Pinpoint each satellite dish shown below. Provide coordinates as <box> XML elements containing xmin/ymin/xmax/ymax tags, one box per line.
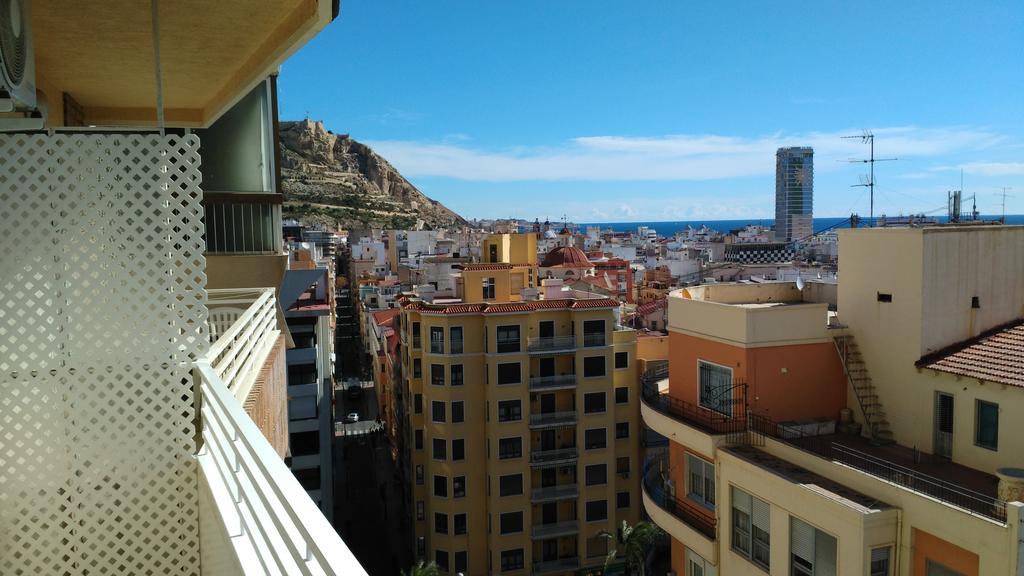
<box><xmin>795</xmin><ymin>277</ymin><xmax>805</xmax><ymax>291</ymax></box>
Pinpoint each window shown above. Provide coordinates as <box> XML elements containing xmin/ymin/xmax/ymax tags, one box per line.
<box><xmin>585</xmin><ymin>464</ymin><xmax>607</xmax><ymax>486</ymax></box>
<box><xmin>698</xmin><ymin>360</ymin><xmax>733</xmax><ymax>416</ymax></box>
<box><xmin>452</xmin><ymin>400</ymin><xmax>465</xmax><ymax>423</ymax></box>
<box><xmin>499</xmin><ymin>511</ymin><xmax>523</xmax><ymax>534</ymax></box>
<box><xmin>496</xmin><ymin>325</ymin><xmax>521</xmax><ymax>353</ymax></box>
<box><xmin>584</xmin><ymin>392</ymin><xmax>606</xmax><ymax>414</ymax></box>
<box><xmin>616</xmin><ymin>422</ymin><xmax>629</xmax><ymax>439</ymax></box>
<box><xmin>498</xmin><ymin>437</ymin><xmax>522</xmax><ymax>459</ymax></box>
<box><xmin>450</xmin><ymin>326</ymin><xmax>464</xmax><ymax>354</ymax></box>
<box><xmin>687</xmin><ymin>454</ymin><xmax>716</xmax><ymax>509</ymax></box>
<box><xmin>583</xmin><ymin>356</ymin><xmax>606</xmax><ymax>378</ymax></box>
<box><xmin>500</xmin><ymin>549</ymin><xmax>524</xmax><ymax>572</ymax></box>
<box><xmin>433</xmin><ymin>438</ymin><xmax>447</xmax><ymax>460</ymax></box>
<box><xmin>432</xmin><ymin>400</ymin><xmax>446</xmax><ymax>423</ymax></box>
<box><xmin>585</xmin><ymin>500</ymin><xmax>608</xmax><ymax>522</ymax></box>
<box><xmin>454</xmin><ymin>513</ymin><xmax>467</xmax><ymax>535</ymax></box>
<box><xmin>615</xmin><ymin>351</ymin><xmax>629</xmax><ymax>369</ymax></box>
<box><xmin>415</xmin><ymin>429</ymin><xmax>423</xmax><ymax>450</ymax></box>
<box><xmin>415</xmin><ymin>501</ymin><xmax>424</xmax><ymax>521</ymax></box>
<box><xmin>415</xmin><ymin>465</ymin><xmax>423</xmax><ymax>485</ymax></box>
<box><xmin>416</xmin><ymin>536</ymin><xmax>425</xmax><ymax>558</ymax></box>
<box><xmin>450</xmin><ymin>364</ymin><xmax>464</xmax><ymax>386</ymax></box>
<box><xmin>975</xmin><ymin>400</ymin><xmax>999</xmax><ymax>450</ymax></box>
<box><xmin>877</xmin><ymin>292</ymin><xmax>893</xmax><ymax>303</ymax></box>
<box><xmin>434</xmin><ymin>512</ymin><xmax>448</xmax><ymax>534</ymax></box>
<box><xmin>497</xmin><ymin>400</ymin><xmax>522</xmax><ymax>422</ymax></box>
<box><xmin>431</xmin><ymin>363</ymin><xmax>445</xmax><ymax>386</ymax></box>
<box><xmin>615</xmin><ymin>387</ymin><xmax>629</xmax><ymax>404</ymax></box>
<box><xmin>686</xmin><ymin>549</ymin><xmax>710</xmax><ymax>576</ymax></box>
<box><xmin>412</xmin><ymin>321</ymin><xmax>421</xmax><ymax>349</ymax></box>
<box><xmin>413</xmin><ymin>358</ymin><xmax>422</xmax><ymax>379</ymax></box>
<box><xmin>732</xmin><ymin>486</ymin><xmax>770</xmax><ymax>571</ymax></box>
<box><xmin>790</xmin><ymin>516</ymin><xmax>836</xmax><ymax>576</ymax></box>
<box><xmin>433</xmin><ymin>475</ymin><xmax>447</xmax><ymax>497</ymax></box>
<box><xmin>584</xmin><ymin>428</ymin><xmax>607</xmax><ymax>449</ymax></box>
<box><xmin>870</xmin><ymin>547</ymin><xmax>892</xmax><ymax>576</ymax></box>
<box><xmin>586</xmin><ymin>535</ymin><xmax>609</xmax><ymax>559</ymax></box>
<box><xmin>496</xmin><ymin>362</ymin><xmax>521</xmax><ymax>385</ymax></box>
<box><xmin>414</xmin><ymin>393</ymin><xmax>422</xmax><ymax>414</ymax></box>
<box><xmin>453</xmin><ymin>476</ymin><xmax>466</xmax><ymax>498</ymax></box>
<box><xmin>583</xmin><ymin>320</ymin><xmax>605</xmax><ymax>347</ymax></box>
<box><xmin>616</xmin><ymin>491</ymin><xmax>630</xmax><ymax>509</ymax></box>
<box><xmin>452</xmin><ymin>438</ymin><xmax>465</xmax><ymax>461</ymax></box>
<box><xmin>925</xmin><ymin>560</ymin><xmax>964</xmax><ymax>576</ymax></box>
<box><xmin>435</xmin><ymin>550</ymin><xmax>449</xmax><ymax>573</ymax></box>
<box><xmin>616</xmin><ymin>456</ymin><xmax>630</xmax><ymax>477</ymax></box>
<box><xmin>430</xmin><ymin>326</ymin><xmax>444</xmax><ymax>354</ymax></box>
<box><xmin>499</xmin><ymin>474</ymin><xmax>523</xmax><ymax>496</ymax></box>
<box><xmin>290</xmin><ymin>431</ymin><xmax>319</xmax><ymax>456</ymax></box>
<box><xmin>482</xmin><ymin>277</ymin><xmax>496</xmax><ymax>300</ymax></box>
<box><xmin>455</xmin><ymin>551</ymin><xmax>467</xmax><ymax>574</ymax></box>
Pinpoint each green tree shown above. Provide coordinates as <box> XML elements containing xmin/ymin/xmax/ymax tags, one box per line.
<box><xmin>401</xmin><ymin>560</ymin><xmax>440</xmax><ymax>576</ymax></box>
<box><xmin>600</xmin><ymin>520</ymin><xmax>664</xmax><ymax>576</ymax></box>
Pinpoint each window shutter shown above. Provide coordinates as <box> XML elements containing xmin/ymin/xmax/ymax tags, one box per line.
<box><xmin>751</xmin><ymin>496</ymin><xmax>770</xmax><ymax>532</ymax></box>
<box><xmin>791</xmin><ymin>517</ymin><xmax>814</xmax><ymax>565</ymax></box>
<box><xmin>870</xmin><ymin>547</ymin><xmax>890</xmax><ymax>563</ymax></box>
<box><xmin>732</xmin><ymin>487</ymin><xmax>752</xmax><ymax>514</ymax></box>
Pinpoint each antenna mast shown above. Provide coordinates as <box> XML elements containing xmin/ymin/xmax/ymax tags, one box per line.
<box><xmin>998</xmin><ymin>187</ymin><xmax>1012</xmax><ymax>224</ymax></box>
<box><xmin>843</xmin><ymin>131</ymin><xmax>897</xmax><ymax>227</ymax></box>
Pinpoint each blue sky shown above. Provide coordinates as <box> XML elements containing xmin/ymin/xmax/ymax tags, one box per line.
<box><xmin>279</xmin><ymin>1</ymin><xmax>1024</xmax><ymax>222</ymax></box>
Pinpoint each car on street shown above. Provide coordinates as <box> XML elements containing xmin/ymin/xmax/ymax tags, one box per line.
<box><xmin>344</xmin><ymin>412</ymin><xmax>360</xmax><ymax>423</ymax></box>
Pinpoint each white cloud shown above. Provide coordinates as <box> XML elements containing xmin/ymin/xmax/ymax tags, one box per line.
<box><xmin>958</xmin><ymin>162</ymin><xmax>1024</xmax><ymax>176</ymax></box>
<box><xmin>367</xmin><ymin>126</ymin><xmax>1007</xmax><ymax>182</ymax></box>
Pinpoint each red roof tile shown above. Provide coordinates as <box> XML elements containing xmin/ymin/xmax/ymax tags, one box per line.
<box><xmin>917</xmin><ymin>320</ymin><xmax>1024</xmax><ymax>387</ymax></box>
<box><xmin>570</xmin><ymin>298</ymin><xmax>620</xmax><ymax>309</ymax></box>
<box><xmin>462</xmin><ymin>263</ymin><xmax>514</xmax><ymax>271</ymax></box>
<box><xmin>635</xmin><ymin>298</ymin><xmax>668</xmax><ymax>315</ymax></box>
<box><xmin>371</xmin><ymin>308</ymin><xmax>401</xmax><ymax>327</ymax></box>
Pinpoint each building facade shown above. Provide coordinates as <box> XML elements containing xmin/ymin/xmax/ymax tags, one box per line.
<box><xmin>397</xmin><ymin>235</ymin><xmax>643</xmax><ymax>575</ymax></box>
<box><xmin>775</xmin><ymin>147</ymin><xmax>814</xmax><ymax>243</ymax></box>
<box><xmin>640</xmin><ymin>225</ymin><xmax>1024</xmax><ymax>576</ymax></box>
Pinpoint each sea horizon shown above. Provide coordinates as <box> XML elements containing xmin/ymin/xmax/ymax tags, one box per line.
<box><xmin>575</xmin><ymin>214</ymin><xmax>1024</xmax><ymax>235</ymax></box>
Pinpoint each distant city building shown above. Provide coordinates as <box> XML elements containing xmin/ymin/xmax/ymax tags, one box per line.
<box><xmin>775</xmin><ymin>147</ymin><xmax>814</xmax><ymax>242</ymax></box>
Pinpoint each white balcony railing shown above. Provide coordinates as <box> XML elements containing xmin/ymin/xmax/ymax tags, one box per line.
<box><xmin>207</xmin><ymin>288</ymin><xmax>280</xmax><ymax>401</ymax></box>
<box><xmin>195</xmin><ymin>295</ymin><xmax>367</xmax><ymax>575</ymax></box>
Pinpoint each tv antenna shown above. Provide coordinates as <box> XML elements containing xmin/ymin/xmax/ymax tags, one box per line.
<box><xmin>998</xmin><ymin>187</ymin><xmax>1013</xmax><ymax>223</ymax></box>
<box><xmin>842</xmin><ymin>131</ymin><xmax>897</xmax><ymax>227</ymax></box>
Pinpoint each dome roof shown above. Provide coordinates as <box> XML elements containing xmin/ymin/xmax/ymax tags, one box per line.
<box><xmin>541</xmin><ymin>246</ymin><xmax>593</xmax><ymax>268</ymax></box>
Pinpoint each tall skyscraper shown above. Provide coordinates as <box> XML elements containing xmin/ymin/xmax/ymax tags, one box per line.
<box><xmin>775</xmin><ymin>147</ymin><xmax>814</xmax><ymax>242</ymax></box>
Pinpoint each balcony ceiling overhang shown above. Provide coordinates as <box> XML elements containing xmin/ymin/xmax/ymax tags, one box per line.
<box><xmin>33</xmin><ymin>0</ymin><xmax>336</xmax><ymax>128</ymax></box>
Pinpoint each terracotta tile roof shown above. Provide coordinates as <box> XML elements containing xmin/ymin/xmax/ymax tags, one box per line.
<box><xmin>371</xmin><ymin>308</ymin><xmax>401</xmax><ymax>327</ymax></box>
<box><xmin>483</xmin><ymin>303</ymin><xmax>533</xmax><ymax>313</ymax></box>
<box><xmin>916</xmin><ymin>320</ymin><xmax>1024</xmax><ymax>387</ymax></box>
<box><xmin>635</xmin><ymin>298</ymin><xmax>668</xmax><ymax>316</ymax></box>
<box><xmin>461</xmin><ymin>263</ymin><xmax>513</xmax><ymax>271</ymax></box>
<box><xmin>570</xmin><ymin>298</ymin><xmax>620</xmax><ymax>309</ymax></box>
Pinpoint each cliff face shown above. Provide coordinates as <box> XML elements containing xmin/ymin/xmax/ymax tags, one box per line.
<box><xmin>278</xmin><ymin>119</ymin><xmax>465</xmax><ymax>229</ymax></box>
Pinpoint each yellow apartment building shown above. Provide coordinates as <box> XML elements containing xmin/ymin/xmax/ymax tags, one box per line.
<box><xmin>641</xmin><ymin>225</ymin><xmax>1024</xmax><ymax>576</ymax></box>
<box><xmin>397</xmin><ymin>234</ymin><xmax>642</xmax><ymax>575</ymax></box>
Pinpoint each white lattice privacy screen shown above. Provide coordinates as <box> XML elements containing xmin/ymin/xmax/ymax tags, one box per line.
<box><xmin>0</xmin><ymin>133</ymin><xmax>206</xmax><ymax>575</ymax></box>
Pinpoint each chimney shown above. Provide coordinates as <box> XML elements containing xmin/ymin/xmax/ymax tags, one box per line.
<box><xmin>541</xmin><ymin>278</ymin><xmax>564</xmax><ymax>300</ymax></box>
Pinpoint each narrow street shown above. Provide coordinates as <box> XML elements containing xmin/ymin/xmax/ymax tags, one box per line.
<box><xmin>332</xmin><ymin>268</ymin><xmax>412</xmax><ymax>576</ymax></box>
<box><xmin>332</xmin><ymin>384</ymin><xmax>412</xmax><ymax>576</ymax></box>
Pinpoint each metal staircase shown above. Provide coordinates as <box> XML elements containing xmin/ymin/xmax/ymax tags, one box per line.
<box><xmin>834</xmin><ymin>334</ymin><xmax>894</xmax><ymax>445</ymax></box>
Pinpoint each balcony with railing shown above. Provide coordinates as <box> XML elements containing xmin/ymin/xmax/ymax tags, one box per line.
<box><xmin>528</xmin><ymin>373</ymin><xmax>577</xmax><ymax>391</ymax></box>
<box><xmin>533</xmin><ymin>557</ymin><xmax>581</xmax><ymax>574</ymax></box>
<box><xmin>195</xmin><ymin>291</ymin><xmax>368</xmax><ymax>574</ymax></box>
<box><xmin>527</xmin><ymin>335</ymin><xmax>577</xmax><ymax>353</ymax></box>
<box><xmin>203</xmin><ymin>192</ymin><xmax>284</xmax><ymax>254</ymax></box>
<box><xmin>529</xmin><ymin>411</ymin><xmax>578</xmax><ymax>429</ymax></box>
<box><xmin>582</xmin><ymin>332</ymin><xmax>606</xmax><ymax>347</ymax></box>
<box><xmin>641</xmin><ymin>457</ymin><xmax>717</xmax><ymax>560</ymax></box>
<box><xmin>530</xmin><ymin>447</ymin><xmax>579</xmax><ymax>468</ymax></box>
<box><xmin>531</xmin><ymin>483</ymin><xmax>579</xmax><ymax>503</ymax></box>
<box><xmin>639</xmin><ymin>366</ymin><xmax>747</xmax><ymax>452</ymax></box>
<box><xmin>531</xmin><ymin>520</ymin><xmax>580</xmax><ymax>540</ymax></box>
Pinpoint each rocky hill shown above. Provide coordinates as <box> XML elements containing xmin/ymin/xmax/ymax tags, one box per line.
<box><xmin>279</xmin><ymin>119</ymin><xmax>466</xmax><ymax>229</ymax></box>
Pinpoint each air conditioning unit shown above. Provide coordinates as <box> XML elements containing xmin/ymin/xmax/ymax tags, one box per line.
<box><xmin>0</xmin><ymin>0</ymin><xmax>37</xmax><ymax>112</ymax></box>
